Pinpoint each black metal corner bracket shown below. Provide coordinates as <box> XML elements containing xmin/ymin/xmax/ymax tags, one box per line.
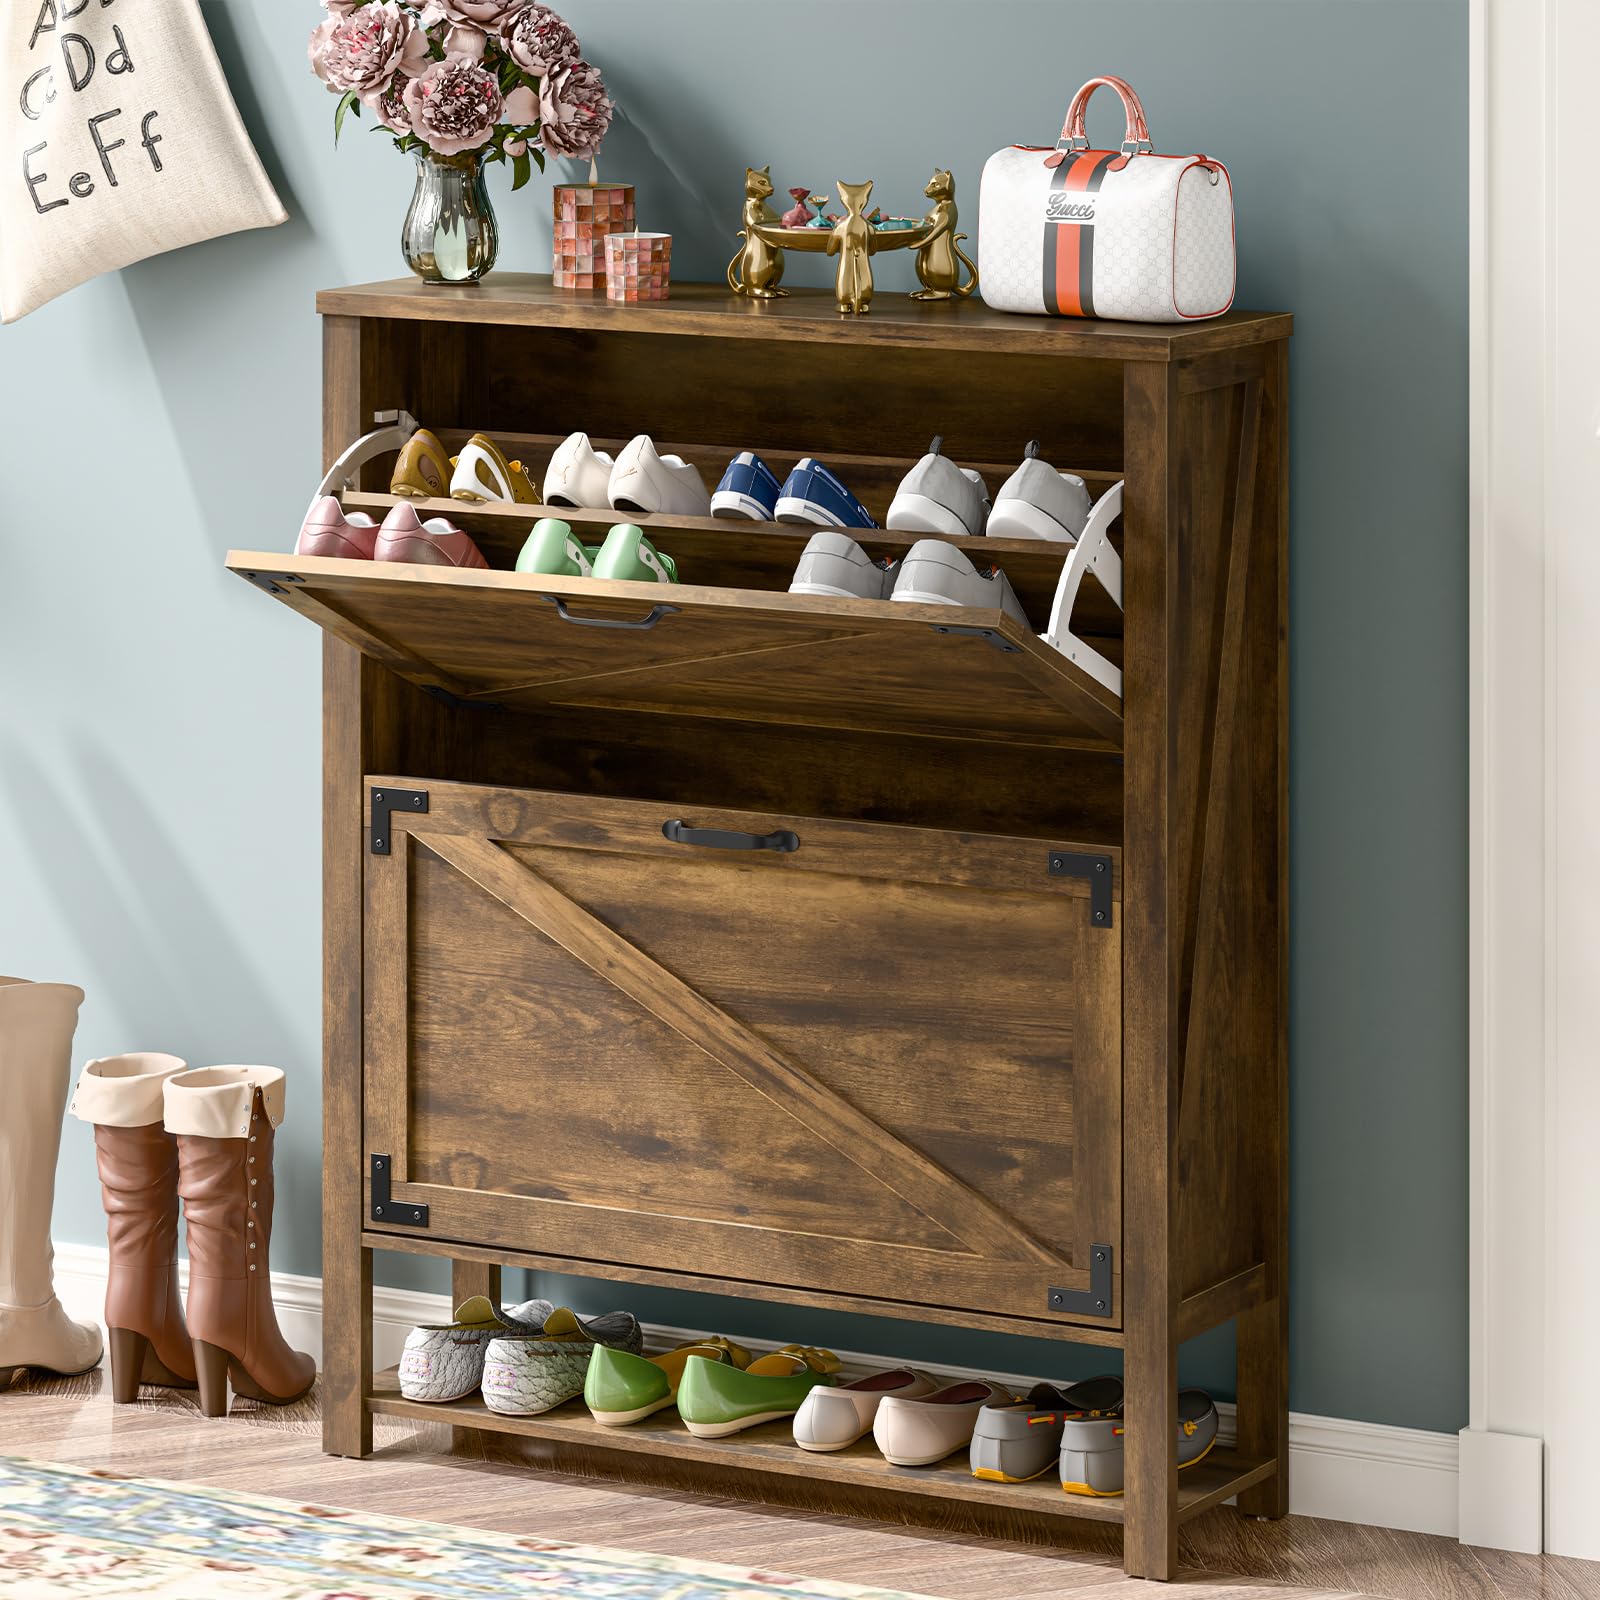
<box><xmin>370</xmin><ymin>1153</ymin><xmax>429</xmax><ymax>1228</ymax></box>
<box><xmin>1048</xmin><ymin>849</ymin><xmax>1115</xmax><ymax>928</ymax></box>
<box><xmin>928</xmin><ymin>623</ymin><xmax>1022</xmax><ymax>654</ymax></box>
<box><xmin>238</xmin><ymin>569</ymin><xmax>308</xmax><ymax>597</ymax></box>
<box><xmin>370</xmin><ymin>786</ymin><xmax>428</xmax><ymax>855</ymax></box>
<box><xmin>1048</xmin><ymin>1243</ymin><xmax>1113</xmax><ymax>1318</ymax></box>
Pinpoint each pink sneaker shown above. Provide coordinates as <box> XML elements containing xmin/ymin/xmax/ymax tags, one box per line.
<box><xmin>296</xmin><ymin>496</ymin><xmax>378</xmax><ymax>560</ymax></box>
<box><xmin>374</xmin><ymin>503</ymin><xmax>489</xmax><ymax>569</ymax></box>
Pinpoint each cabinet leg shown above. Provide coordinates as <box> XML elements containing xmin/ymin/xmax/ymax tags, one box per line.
<box><xmin>1235</xmin><ymin>1293</ymin><xmax>1290</xmax><ymax>1518</ymax></box>
<box><xmin>1121</xmin><ymin>1327</ymin><xmax>1178</xmax><ymax>1579</ymax></box>
<box><xmin>452</xmin><ymin>1260</ymin><xmax>502</xmax><ymax>1306</ymax></box>
<box><xmin>321</xmin><ymin>1239</ymin><xmax>373</xmax><ymax>1459</ymax></box>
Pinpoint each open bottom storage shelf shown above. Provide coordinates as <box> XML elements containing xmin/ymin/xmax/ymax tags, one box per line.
<box><xmin>368</xmin><ymin>1369</ymin><xmax>1276</xmax><ymax>1531</ymax></box>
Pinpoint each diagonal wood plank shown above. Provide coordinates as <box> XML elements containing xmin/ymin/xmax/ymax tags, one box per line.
<box><xmin>414</xmin><ymin>828</ymin><xmax>1063</xmax><ymax>1267</ymax></box>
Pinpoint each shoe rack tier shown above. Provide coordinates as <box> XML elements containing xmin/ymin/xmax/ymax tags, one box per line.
<box><xmin>237</xmin><ymin>274</ymin><xmax>1290</xmax><ymax>1582</ymax></box>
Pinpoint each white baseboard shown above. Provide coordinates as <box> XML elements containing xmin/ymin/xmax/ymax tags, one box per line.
<box><xmin>1457</xmin><ymin>1428</ymin><xmax>1543</xmax><ymax>1553</ymax></box>
<box><xmin>48</xmin><ymin>1242</ymin><xmax>1461</xmax><ymax>1539</ymax></box>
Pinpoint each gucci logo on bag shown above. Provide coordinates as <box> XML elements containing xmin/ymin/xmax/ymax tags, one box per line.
<box><xmin>1045</xmin><ymin>195</ymin><xmax>1097</xmax><ymax>225</ymax></box>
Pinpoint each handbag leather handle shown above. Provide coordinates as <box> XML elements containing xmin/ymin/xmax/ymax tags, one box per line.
<box><xmin>1051</xmin><ymin>76</ymin><xmax>1152</xmax><ymax>167</ymax></box>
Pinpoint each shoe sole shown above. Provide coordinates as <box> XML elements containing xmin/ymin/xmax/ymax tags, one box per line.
<box><xmin>682</xmin><ymin>1408</ymin><xmax>798</xmax><ymax>1438</ymax></box>
<box><xmin>482</xmin><ymin>1394</ymin><xmax>582</xmax><ymax>1417</ymax></box>
<box><xmin>588</xmin><ymin>1396</ymin><xmax>676</xmax><ymax>1426</ymax></box>
<box><xmin>794</xmin><ymin>1431</ymin><xmax>870</xmax><ymax>1452</ymax></box>
<box><xmin>987</xmin><ymin>496</ymin><xmax>1080</xmax><ymax>543</ymax></box>
<box><xmin>711</xmin><ymin>490</ymin><xmax>774</xmax><ymax>521</ymax></box>
<box><xmin>877</xmin><ymin>1447</ymin><xmax>964</xmax><ymax>1467</ymax></box>
<box><xmin>972</xmin><ymin>1461</ymin><xmax>1059</xmax><ymax>1484</ymax></box>
<box><xmin>886</xmin><ymin>491</ymin><xmax>981</xmax><ymax>540</ymax></box>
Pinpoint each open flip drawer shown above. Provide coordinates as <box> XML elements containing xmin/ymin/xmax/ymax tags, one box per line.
<box><xmin>227</xmin><ymin>555</ymin><xmax>1124</xmax><ymax>751</ymax></box>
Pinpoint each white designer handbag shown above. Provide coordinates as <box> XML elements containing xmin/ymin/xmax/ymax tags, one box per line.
<box><xmin>0</xmin><ymin>0</ymin><xmax>285</xmax><ymax>324</ymax></box>
<box><xmin>979</xmin><ymin>75</ymin><xmax>1235</xmax><ymax>323</ymax></box>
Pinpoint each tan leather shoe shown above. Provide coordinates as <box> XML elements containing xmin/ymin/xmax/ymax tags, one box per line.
<box><xmin>164</xmin><ymin>1067</ymin><xmax>314</xmax><ymax>1417</ymax></box>
<box><xmin>70</xmin><ymin>1053</ymin><xmax>196</xmax><ymax>1401</ymax></box>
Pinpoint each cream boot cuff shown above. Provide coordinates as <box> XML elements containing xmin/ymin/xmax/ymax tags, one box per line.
<box><xmin>69</xmin><ymin>1053</ymin><xmax>189</xmax><ymax>1128</ymax></box>
<box><xmin>163</xmin><ymin>1065</ymin><xmax>287</xmax><ymax>1139</ymax></box>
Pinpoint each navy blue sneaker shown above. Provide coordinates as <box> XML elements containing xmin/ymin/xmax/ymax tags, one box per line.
<box><xmin>711</xmin><ymin>451</ymin><xmax>782</xmax><ymax>521</ymax></box>
<box><xmin>775</xmin><ymin>459</ymin><xmax>878</xmax><ymax>529</ymax></box>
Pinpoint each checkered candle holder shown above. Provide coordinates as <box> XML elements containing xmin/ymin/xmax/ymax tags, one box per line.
<box><xmin>604</xmin><ymin>232</ymin><xmax>672</xmax><ymax>302</ymax></box>
<box><xmin>552</xmin><ymin>183</ymin><xmax>635</xmax><ymax>289</ymax></box>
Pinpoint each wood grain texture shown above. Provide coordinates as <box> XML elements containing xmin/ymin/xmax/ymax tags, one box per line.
<box><xmin>9</xmin><ymin>1374</ymin><xmax>1591</xmax><ymax>1600</ymax></box>
<box><xmin>313</xmin><ymin>275</ymin><xmax>1292</xmax><ymax>362</ymax></box>
<box><xmin>359</xmin><ymin>780</ymin><xmax>1123</xmax><ymax>1326</ymax></box>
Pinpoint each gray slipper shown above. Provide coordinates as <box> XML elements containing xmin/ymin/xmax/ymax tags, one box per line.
<box><xmin>970</xmin><ymin>1376</ymin><xmax>1123</xmax><ymax>1484</ymax></box>
<box><xmin>1059</xmin><ymin>1387</ymin><xmax>1218</xmax><ymax>1497</ymax></box>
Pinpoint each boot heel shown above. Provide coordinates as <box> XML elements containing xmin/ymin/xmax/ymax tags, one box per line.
<box><xmin>108</xmin><ymin>1328</ymin><xmax>151</xmax><ymax>1404</ymax></box>
<box><xmin>193</xmin><ymin>1340</ymin><xmax>231</xmax><ymax>1418</ymax></box>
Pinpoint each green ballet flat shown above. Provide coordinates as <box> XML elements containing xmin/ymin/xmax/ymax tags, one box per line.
<box><xmin>585</xmin><ymin>1336</ymin><xmax>752</xmax><ymax>1427</ymax></box>
<box><xmin>676</xmin><ymin>1344</ymin><xmax>840</xmax><ymax>1438</ymax></box>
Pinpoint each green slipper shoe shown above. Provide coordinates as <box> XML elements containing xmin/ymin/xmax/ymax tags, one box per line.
<box><xmin>593</xmin><ymin>523</ymin><xmax>678</xmax><ymax>584</ymax></box>
<box><xmin>677</xmin><ymin>1344</ymin><xmax>840</xmax><ymax>1438</ymax></box>
<box><xmin>516</xmin><ymin>518</ymin><xmax>596</xmax><ymax>577</ymax></box>
<box><xmin>585</xmin><ymin>1335</ymin><xmax>752</xmax><ymax>1427</ymax></box>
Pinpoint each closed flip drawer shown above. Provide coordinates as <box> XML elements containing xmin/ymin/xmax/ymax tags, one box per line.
<box><xmin>362</xmin><ymin>778</ymin><xmax>1122</xmax><ymax>1329</ymax></box>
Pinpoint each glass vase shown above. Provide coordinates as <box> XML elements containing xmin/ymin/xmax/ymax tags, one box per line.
<box><xmin>401</xmin><ymin>151</ymin><xmax>499</xmax><ymax>286</ymax></box>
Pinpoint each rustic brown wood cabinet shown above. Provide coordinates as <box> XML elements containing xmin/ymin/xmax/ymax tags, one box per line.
<box><xmin>229</xmin><ymin>277</ymin><xmax>1290</xmax><ymax>1581</ymax></box>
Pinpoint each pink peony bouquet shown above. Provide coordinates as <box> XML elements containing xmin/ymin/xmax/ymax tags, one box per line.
<box><xmin>308</xmin><ymin>0</ymin><xmax>612</xmax><ymax>185</ymax></box>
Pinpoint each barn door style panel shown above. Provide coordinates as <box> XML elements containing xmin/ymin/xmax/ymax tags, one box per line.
<box><xmin>362</xmin><ymin>780</ymin><xmax>1123</xmax><ymax>1327</ymax></box>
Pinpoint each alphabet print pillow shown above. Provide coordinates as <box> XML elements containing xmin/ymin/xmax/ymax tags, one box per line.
<box><xmin>1</xmin><ymin>0</ymin><xmax>286</xmax><ymax>323</ymax></box>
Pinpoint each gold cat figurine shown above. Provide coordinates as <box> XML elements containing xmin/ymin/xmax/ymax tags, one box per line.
<box><xmin>725</xmin><ymin>165</ymin><xmax>788</xmax><ymax>299</ymax></box>
<box><xmin>827</xmin><ymin>179</ymin><xmax>879</xmax><ymax>314</ymax></box>
<box><xmin>911</xmin><ymin>168</ymin><xmax>978</xmax><ymax>301</ymax></box>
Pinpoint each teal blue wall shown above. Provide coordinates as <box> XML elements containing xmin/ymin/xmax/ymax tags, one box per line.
<box><xmin>1</xmin><ymin>1</ymin><xmax>1467</xmax><ymax>1433</ymax></box>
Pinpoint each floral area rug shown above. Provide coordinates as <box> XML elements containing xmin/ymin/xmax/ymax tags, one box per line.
<box><xmin>0</xmin><ymin>1456</ymin><xmax>935</xmax><ymax>1600</ymax></box>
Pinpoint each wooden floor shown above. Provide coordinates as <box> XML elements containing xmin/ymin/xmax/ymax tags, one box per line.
<box><xmin>2</xmin><ymin>1370</ymin><xmax>1595</xmax><ymax>1600</ymax></box>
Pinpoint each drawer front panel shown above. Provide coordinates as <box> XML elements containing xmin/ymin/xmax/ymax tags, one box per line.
<box><xmin>362</xmin><ymin>779</ymin><xmax>1122</xmax><ymax>1326</ymax></box>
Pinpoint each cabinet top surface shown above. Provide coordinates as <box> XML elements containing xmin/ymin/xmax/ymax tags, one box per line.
<box><xmin>317</xmin><ymin>274</ymin><xmax>1291</xmax><ymax>360</ymax></box>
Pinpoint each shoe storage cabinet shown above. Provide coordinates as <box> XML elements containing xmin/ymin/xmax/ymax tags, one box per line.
<box><xmin>230</xmin><ymin>278</ymin><xmax>1289</xmax><ymax>1581</ymax></box>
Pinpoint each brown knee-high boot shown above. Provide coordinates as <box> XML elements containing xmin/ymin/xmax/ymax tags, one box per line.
<box><xmin>164</xmin><ymin>1066</ymin><xmax>314</xmax><ymax>1418</ymax></box>
<box><xmin>69</xmin><ymin>1053</ymin><xmax>196</xmax><ymax>1401</ymax></box>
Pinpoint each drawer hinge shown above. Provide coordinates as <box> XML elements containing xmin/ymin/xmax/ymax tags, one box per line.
<box><xmin>1048</xmin><ymin>1243</ymin><xmax>1113</xmax><ymax>1317</ymax></box>
<box><xmin>371</xmin><ymin>786</ymin><xmax>429</xmax><ymax>855</ymax></box>
<box><xmin>1047</xmin><ymin>850</ymin><xmax>1114</xmax><ymax>928</ymax></box>
<box><xmin>370</xmin><ymin>1154</ymin><xmax>429</xmax><ymax>1228</ymax></box>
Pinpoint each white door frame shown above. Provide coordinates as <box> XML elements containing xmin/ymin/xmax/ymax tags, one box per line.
<box><xmin>1463</xmin><ymin>0</ymin><xmax>1600</xmax><ymax>1559</ymax></box>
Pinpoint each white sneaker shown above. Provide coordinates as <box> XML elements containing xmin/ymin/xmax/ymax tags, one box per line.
<box><xmin>789</xmin><ymin>531</ymin><xmax>899</xmax><ymax>600</ymax></box>
<box><xmin>886</xmin><ymin>437</ymin><xmax>991</xmax><ymax>540</ymax></box>
<box><xmin>892</xmin><ymin>539</ymin><xmax>1030</xmax><ymax>630</ymax></box>
<box><xmin>543</xmin><ymin>432</ymin><xmax>615</xmax><ymax>509</ymax></box>
<box><xmin>608</xmin><ymin>435</ymin><xmax>712</xmax><ymax>518</ymax></box>
<box><xmin>988</xmin><ymin>442</ymin><xmax>1091</xmax><ymax>542</ymax></box>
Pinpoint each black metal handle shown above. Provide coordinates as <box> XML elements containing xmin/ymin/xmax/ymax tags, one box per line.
<box><xmin>662</xmin><ymin>820</ymin><xmax>800</xmax><ymax>854</ymax></box>
<box><xmin>544</xmin><ymin>596</ymin><xmax>679</xmax><ymax>630</ymax></box>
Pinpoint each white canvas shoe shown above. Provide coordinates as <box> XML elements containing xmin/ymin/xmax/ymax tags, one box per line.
<box><xmin>608</xmin><ymin>435</ymin><xmax>712</xmax><ymax>518</ymax></box>
<box><xmin>793</xmin><ymin>1367</ymin><xmax>941</xmax><ymax>1452</ymax></box>
<box><xmin>543</xmin><ymin>432</ymin><xmax>615</xmax><ymax>509</ymax></box>
<box><xmin>886</xmin><ymin>437</ymin><xmax>992</xmax><ymax>539</ymax></box>
<box><xmin>789</xmin><ymin>531</ymin><xmax>899</xmax><ymax>600</ymax></box>
<box><xmin>873</xmin><ymin>1380</ymin><xmax>1014</xmax><ymax>1467</ymax></box>
<box><xmin>891</xmin><ymin>539</ymin><xmax>1030</xmax><ymax>630</ymax></box>
<box><xmin>397</xmin><ymin>1296</ymin><xmax>551</xmax><ymax>1403</ymax></box>
<box><xmin>988</xmin><ymin>442</ymin><xmax>1092</xmax><ymax>543</ymax></box>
